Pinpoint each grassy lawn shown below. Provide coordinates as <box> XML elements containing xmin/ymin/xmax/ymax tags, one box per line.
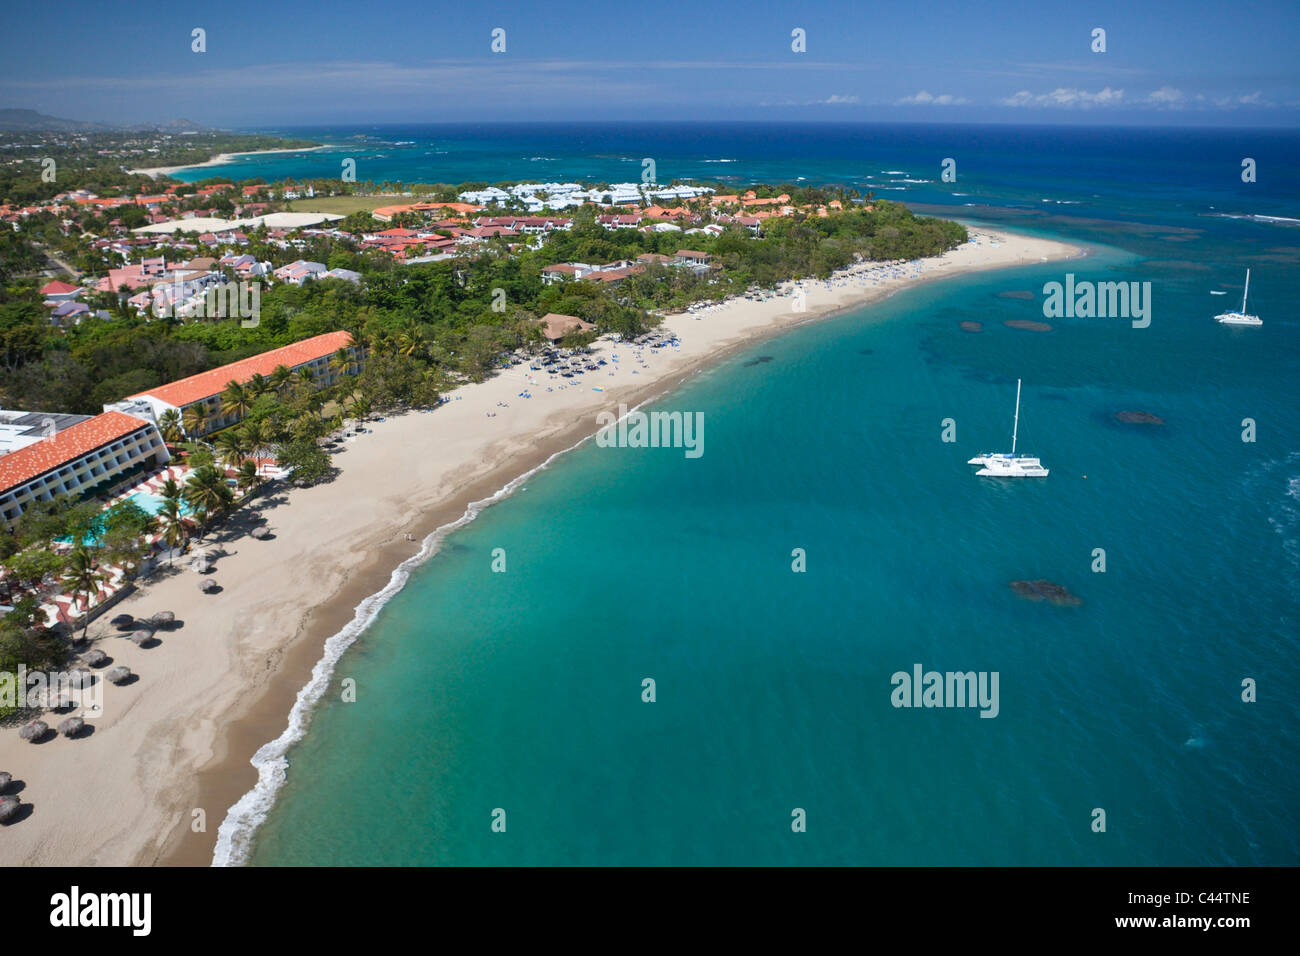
<box><xmin>285</xmin><ymin>194</ymin><xmax>418</xmax><ymax>215</ymax></box>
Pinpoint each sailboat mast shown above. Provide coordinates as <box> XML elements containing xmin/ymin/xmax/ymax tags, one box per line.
<box><xmin>1242</xmin><ymin>268</ymin><xmax>1250</xmax><ymax>314</ymax></box>
<box><xmin>1012</xmin><ymin>379</ymin><xmax>1021</xmax><ymax>454</ymax></box>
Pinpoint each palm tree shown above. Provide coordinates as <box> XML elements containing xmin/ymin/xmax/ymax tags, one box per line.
<box><xmin>269</xmin><ymin>364</ymin><xmax>293</xmax><ymax>394</ymax></box>
<box><xmin>182</xmin><ymin>403</ymin><xmax>209</xmax><ymax>440</ymax></box>
<box><xmin>221</xmin><ymin>380</ymin><xmax>253</xmax><ymax>422</ymax></box>
<box><xmin>158</xmin><ymin>476</ymin><xmax>183</xmax><ymax>504</ymax></box>
<box><xmin>395</xmin><ymin>317</ymin><xmax>429</xmax><ymax>357</ymax></box>
<box><xmin>158</xmin><ymin>408</ymin><xmax>183</xmax><ymax>445</ymax></box>
<box><xmin>61</xmin><ymin>546</ymin><xmax>106</xmax><ymax>642</ymax></box>
<box><xmin>215</xmin><ymin>429</ymin><xmax>250</xmax><ymax>468</ymax></box>
<box><xmin>183</xmin><ymin>465</ymin><xmax>235</xmax><ymax>537</ymax></box>
<box><xmin>158</xmin><ymin>498</ymin><xmax>188</xmax><ymax>564</ymax></box>
<box><xmin>247</xmin><ymin>372</ymin><xmax>270</xmax><ymax>400</ymax></box>
<box><xmin>240</xmin><ymin>418</ymin><xmax>272</xmax><ymax>472</ymax></box>
<box><xmin>345</xmin><ymin>395</ymin><xmax>372</xmax><ymax>423</ymax></box>
<box><xmin>235</xmin><ymin>459</ymin><xmax>261</xmax><ymax>497</ymax></box>
<box><xmin>294</xmin><ymin>365</ymin><xmax>320</xmax><ymax>390</ymax></box>
<box><xmin>329</xmin><ymin>347</ymin><xmax>356</xmax><ymax>380</ymax></box>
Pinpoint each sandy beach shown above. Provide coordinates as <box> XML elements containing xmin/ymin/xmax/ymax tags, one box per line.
<box><xmin>0</xmin><ymin>227</ymin><xmax>1084</xmax><ymax>867</ymax></box>
<box><xmin>128</xmin><ymin>145</ymin><xmax>331</xmax><ymax>178</ymax></box>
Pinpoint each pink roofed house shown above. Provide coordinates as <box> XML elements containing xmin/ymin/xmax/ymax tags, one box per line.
<box><xmin>40</xmin><ymin>279</ymin><xmax>82</xmax><ymax>301</ymax></box>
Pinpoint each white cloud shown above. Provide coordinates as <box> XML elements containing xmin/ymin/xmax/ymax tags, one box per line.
<box><xmin>1146</xmin><ymin>85</ymin><xmax>1185</xmax><ymax>105</ymax></box>
<box><xmin>897</xmin><ymin>90</ymin><xmax>967</xmax><ymax>105</ymax></box>
<box><xmin>1001</xmin><ymin>86</ymin><xmax>1125</xmax><ymax>108</ymax></box>
<box><xmin>821</xmin><ymin>94</ymin><xmax>859</xmax><ymax>104</ymax></box>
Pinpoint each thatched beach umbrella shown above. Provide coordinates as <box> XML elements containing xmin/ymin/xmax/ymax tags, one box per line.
<box><xmin>67</xmin><ymin>669</ymin><xmax>94</xmax><ymax>690</ymax></box>
<box><xmin>130</xmin><ymin>629</ymin><xmax>154</xmax><ymax>647</ymax></box>
<box><xmin>0</xmin><ymin>795</ymin><xmax>19</xmax><ymax>823</ymax></box>
<box><xmin>110</xmin><ymin>613</ymin><xmax>134</xmax><ymax>630</ymax></box>
<box><xmin>106</xmin><ymin>666</ymin><xmax>132</xmax><ymax>685</ymax></box>
<box><xmin>0</xmin><ymin>771</ymin><xmax>11</xmax><ymax>791</ymax></box>
<box><xmin>58</xmin><ymin>717</ymin><xmax>85</xmax><ymax>738</ymax></box>
<box><xmin>18</xmin><ymin>720</ymin><xmax>47</xmax><ymax>742</ymax></box>
<box><xmin>199</xmin><ymin>578</ymin><xmax>218</xmax><ymax>593</ymax></box>
<box><xmin>151</xmin><ymin>611</ymin><xmax>175</xmax><ymax>625</ymax></box>
<box><xmin>250</xmin><ymin>526</ymin><xmax>269</xmax><ymax>539</ymax></box>
<box><xmin>191</xmin><ymin>557</ymin><xmax>212</xmax><ymax>574</ymax></box>
<box><xmin>84</xmin><ymin>648</ymin><xmax>108</xmax><ymax>667</ymax></box>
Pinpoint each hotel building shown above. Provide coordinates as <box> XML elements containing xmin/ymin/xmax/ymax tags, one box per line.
<box><xmin>0</xmin><ymin>411</ymin><xmax>170</xmax><ymax>528</ymax></box>
<box><xmin>105</xmin><ymin>330</ymin><xmax>361</xmax><ymax>437</ymax></box>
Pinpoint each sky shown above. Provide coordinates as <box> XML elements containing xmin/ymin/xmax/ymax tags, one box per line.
<box><xmin>1</xmin><ymin>0</ymin><xmax>1298</xmax><ymax>128</ymax></box>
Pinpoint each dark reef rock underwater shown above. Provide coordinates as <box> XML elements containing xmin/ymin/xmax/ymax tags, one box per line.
<box><xmin>1113</xmin><ymin>410</ymin><xmax>1165</xmax><ymax>425</ymax></box>
<box><xmin>1010</xmin><ymin>579</ymin><xmax>1083</xmax><ymax>606</ymax></box>
<box><xmin>959</xmin><ymin>321</ymin><xmax>983</xmax><ymax>332</ymax></box>
<box><xmin>742</xmin><ymin>355</ymin><xmax>774</xmax><ymax>367</ymax></box>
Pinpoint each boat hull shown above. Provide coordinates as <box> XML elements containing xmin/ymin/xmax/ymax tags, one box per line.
<box><xmin>1214</xmin><ymin>311</ymin><xmax>1263</xmax><ymax>326</ymax></box>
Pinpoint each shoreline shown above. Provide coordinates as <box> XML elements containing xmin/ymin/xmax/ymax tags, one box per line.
<box><xmin>0</xmin><ymin>226</ymin><xmax>1085</xmax><ymax>867</ymax></box>
<box><xmin>128</xmin><ymin>145</ymin><xmax>330</xmax><ymax>178</ymax></box>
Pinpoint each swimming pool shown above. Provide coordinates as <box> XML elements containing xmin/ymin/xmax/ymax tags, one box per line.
<box><xmin>122</xmin><ymin>491</ymin><xmax>192</xmax><ymax>517</ymax></box>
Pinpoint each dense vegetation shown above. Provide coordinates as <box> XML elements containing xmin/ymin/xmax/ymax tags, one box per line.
<box><xmin>1</xmin><ymin>198</ymin><xmax>963</xmax><ymax>414</ymax></box>
<box><xmin>0</xmin><ymin>131</ymin><xmax>317</xmax><ymax>204</ymax></box>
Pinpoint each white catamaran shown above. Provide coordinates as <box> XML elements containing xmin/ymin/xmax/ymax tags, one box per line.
<box><xmin>1214</xmin><ymin>268</ymin><xmax>1262</xmax><ymax>326</ymax></box>
<box><xmin>968</xmin><ymin>378</ymin><xmax>1050</xmax><ymax>477</ymax></box>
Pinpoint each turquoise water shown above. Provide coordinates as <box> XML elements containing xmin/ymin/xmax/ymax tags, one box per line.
<box><xmin>124</xmin><ymin>492</ymin><xmax>192</xmax><ymax>517</ymax></box>
<box><xmin>55</xmin><ymin>492</ymin><xmax>190</xmax><ymax>545</ymax></box>
<box><xmin>233</xmin><ymin>125</ymin><xmax>1299</xmax><ymax>866</ymax></box>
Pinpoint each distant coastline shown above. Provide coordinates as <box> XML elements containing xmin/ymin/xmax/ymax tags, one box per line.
<box><xmin>128</xmin><ymin>144</ymin><xmax>329</xmax><ymax>178</ymax></box>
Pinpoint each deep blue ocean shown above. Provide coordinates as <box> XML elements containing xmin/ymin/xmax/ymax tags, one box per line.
<box><xmin>207</xmin><ymin>124</ymin><xmax>1298</xmax><ymax>866</ymax></box>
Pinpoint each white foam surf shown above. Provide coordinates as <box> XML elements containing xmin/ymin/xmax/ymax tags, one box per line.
<box><xmin>210</xmin><ymin>397</ymin><xmax>665</xmax><ymax>866</ymax></box>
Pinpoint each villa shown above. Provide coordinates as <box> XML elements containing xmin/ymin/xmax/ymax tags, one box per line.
<box><xmin>272</xmin><ymin>260</ymin><xmax>328</xmax><ymax>285</ymax></box>
<box><xmin>674</xmin><ymin>249</ymin><xmax>713</xmax><ymax>267</ymax></box>
<box><xmin>40</xmin><ymin>279</ymin><xmax>83</xmax><ymax>302</ymax></box>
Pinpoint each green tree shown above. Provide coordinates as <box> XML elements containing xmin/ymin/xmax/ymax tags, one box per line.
<box><xmin>60</xmin><ymin>546</ymin><xmax>107</xmax><ymax>642</ymax></box>
<box><xmin>182</xmin><ymin>464</ymin><xmax>235</xmax><ymax>536</ymax></box>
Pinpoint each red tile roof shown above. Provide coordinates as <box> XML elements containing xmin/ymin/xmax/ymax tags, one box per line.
<box><xmin>127</xmin><ymin>331</ymin><xmax>355</xmax><ymax>409</ymax></box>
<box><xmin>41</xmin><ymin>280</ymin><xmax>80</xmax><ymax>296</ymax></box>
<box><xmin>0</xmin><ymin>411</ymin><xmax>153</xmax><ymax>494</ymax></box>
<box><xmin>127</xmin><ymin>330</ymin><xmax>356</xmax><ymax>408</ymax></box>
